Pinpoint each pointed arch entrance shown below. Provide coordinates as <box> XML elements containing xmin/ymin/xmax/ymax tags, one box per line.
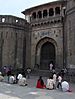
<box><xmin>35</xmin><ymin>37</ymin><xmax>57</xmax><ymax>70</ymax></box>
<box><xmin>40</xmin><ymin>42</ymin><xmax>55</xmax><ymax>70</ymax></box>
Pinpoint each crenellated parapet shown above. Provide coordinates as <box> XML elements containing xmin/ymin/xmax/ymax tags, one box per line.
<box><xmin>0</xmin><ymin>15</ymin><xmax>28</xmax><ymax>28</ymax></box>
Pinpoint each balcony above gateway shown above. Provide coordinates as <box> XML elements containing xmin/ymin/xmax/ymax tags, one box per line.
<box><xmin>22</xmin><ymin>0</ymin><xmax>66</xmax><ymax>23</ymax></box>
<box><xmin>30</xmin><ymin>15</ymin><xmax>63</xmax><ymax>27</ymax></box>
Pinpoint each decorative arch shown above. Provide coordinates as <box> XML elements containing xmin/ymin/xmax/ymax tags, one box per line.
<box><xmin>35</xmin><ymin>37</ymin><xmax>57</xmax><ymax>70</ymax></box>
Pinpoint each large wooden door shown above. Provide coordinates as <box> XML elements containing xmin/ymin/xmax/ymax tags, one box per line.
<box><xmin>40</xmin><ymin>42</ymin><xmax>55</xmax><ymax>70</ymax></box>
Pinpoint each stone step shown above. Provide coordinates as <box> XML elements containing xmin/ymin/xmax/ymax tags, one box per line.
<box><xmin>30</xmin><ymin>69</ymin><xmax>53</xmax><ymax>77</ymax></box>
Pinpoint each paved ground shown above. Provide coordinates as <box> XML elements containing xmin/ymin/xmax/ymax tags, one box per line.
<box><xmin>0</xmin><ymin>76</ymin><xmax>75</xmax><ymax>99</ymax></box>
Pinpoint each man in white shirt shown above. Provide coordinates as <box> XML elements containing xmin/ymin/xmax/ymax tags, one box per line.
<box><xmin>57</xmin><ymin>74</ymin><xmax>62</xmax><ymax>89</ymax></box>
<box><xmin>9</xmin><ymin>75</ymin><xmax>15</xmax><ymax>84</ymax></box>
<box><xmin>17</xmin><ymin>73</ymin><xmax>23</xmax><ymax>80</ymax></box>
<box><xmin>61</xmin><ymin>80</ymin><xmax>69</xmax><ymax>92</ymax></box>
<box><xmin>0</xmin><ymin>72</ymin><xmax>4</xmax><ymax>82</ymax></box>
<box><xmin>53</xmin><ymin>72</ymin><xmax>57</xmax><ymax>89</ymax></box>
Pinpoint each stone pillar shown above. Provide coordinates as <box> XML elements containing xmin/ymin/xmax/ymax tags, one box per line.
<box><xmin>54</xmin><ymin>8</ymin><xmax>55</xmax><ymax>17</ymax></box>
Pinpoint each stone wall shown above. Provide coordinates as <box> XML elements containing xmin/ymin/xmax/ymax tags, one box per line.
<box><xmin>0</xmin><ymin>0</ymin><xmax>75</xmax><ymax>74</ymax></box>
<box><xmin>65</xmin><ymin>0</ymin><xmax>75</xmax><ymax>69</ymax></box>
<box><xmin>0</xmin><ymin>15</ymin><xmax>29</xmax><ymax>69</ymax></box>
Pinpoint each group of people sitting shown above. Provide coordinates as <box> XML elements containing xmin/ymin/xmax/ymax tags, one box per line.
<box><xmin>0</xmin><ymin>70</ymin><xmax>28</xmax><ymax>86</ymax></box>
<box><xmin>0</xmin><ymin>70</ymin><xmax>72</xmax><ymax>92</ymax></box>
<box><xmin>36</xmin><ymin>73</ymin><xmax>57</xmax><ymax>90</ymax></box>
<box><xmin>36</xmin><ymin>72</ymin><xmax>71</xmax><ymax>92</ymax></box>
<box><xmin>8</xmin><ymin>73</ymin><xmax>27</xmax><ymax>86</ymax></box>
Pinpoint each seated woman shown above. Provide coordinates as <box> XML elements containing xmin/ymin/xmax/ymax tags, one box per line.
<box><xmin>18</xmin><ymin>75</ymin><xmax>27</xmax><ymax>86</ymax></box>
<box><xmin>46</xmin><ymin>76</ymin><xmax>54</xmax><ymax>90</ymax></box>
<box><xmin>36</xmin><ymin>76</ymin><xmax>46</xmax><ymax>89</ymax></box>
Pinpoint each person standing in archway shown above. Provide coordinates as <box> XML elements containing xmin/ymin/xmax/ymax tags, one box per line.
<box><xmin>49</xmin><ymin>62</ymin><xmax>53</xmax><ymax>71</ymax></box>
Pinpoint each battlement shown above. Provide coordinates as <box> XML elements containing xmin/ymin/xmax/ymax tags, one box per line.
<box><xmin>0</xmin><ymin>15</ymin><xmax>27</xmax><ymax>27</ymax></box>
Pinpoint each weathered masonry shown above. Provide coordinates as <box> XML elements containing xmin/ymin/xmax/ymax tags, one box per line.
<box><xmin>0</xmin><ymin>15</ymin><xmax>30</xmax><ymax>69</ymax></box>
<box><xmin>0</xmin><ymin>0</ymin><xmax>75</xmax><ymax>75</ymax></box>
<box><xmin>22</xmin><ymin>1</ymin><xmax>66</xmax><ymax>70</ymax></box>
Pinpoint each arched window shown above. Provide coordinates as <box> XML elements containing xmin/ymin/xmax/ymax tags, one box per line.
<box><xmin>55</xmin><ymin>7</ymin><xmax>60</xmax><ymax>15</ymax></box>
<box><xmin>43</xmin><ymin>9</ymin><xmax>47</xmax><ymax>18</ymax></box>
<box><xmin>49</xmin><ymin>8</ymin><xmax>54</xmax><ymax>16</ymax></box>
<box><xmin>37</xmin><ymin>11</ymin><xmax>42</xmax><ymax>18</ymax></box>
<box><xmin>32</xmin><ymin>12</ymin><xmax>36</xmax><ymax>19</ymax></box>
<box><xmin>2</xmin><ymin>18</ymin><xmax>5</xmax><ymax>22</ymax></box>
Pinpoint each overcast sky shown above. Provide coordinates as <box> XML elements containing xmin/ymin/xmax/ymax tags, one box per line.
<box><xmin>0</xmin><ymin>0</ymin><xmax>57</xmax><ymax>18</ymax></box>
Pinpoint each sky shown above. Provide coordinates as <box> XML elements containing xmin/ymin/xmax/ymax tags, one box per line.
<box><xmin>0</xmin><ymin>0</ymin><xmax>57</xmax><ymax>18</ymax></box>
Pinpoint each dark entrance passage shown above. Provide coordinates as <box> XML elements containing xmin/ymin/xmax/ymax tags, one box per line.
<box><xmin>40</xmin><ymin>42</ymin><xmax>55</xmax><ymax>70</ymax></box>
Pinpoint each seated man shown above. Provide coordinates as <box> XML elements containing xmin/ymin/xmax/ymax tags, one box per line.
<box><xmin>61</xmin><ymin>80</ymin><xmax>69</xmax><ymax>92</ymax></box>
<box><xmin>17</xmin><ymin>73</ymin><xmax>23</xmax><ymax>80</ymax></box>
<box><xmin>46</xmin><ymin>76</ymin><xmax>54</xmax><ymax>90</ymax></box>
<box><xmin>0</xmin><ymin>72</ymin><xmax>4</xmax><ymax>82</ymax></box>
<box><xmin>36</xmin><ymin>76</ymin><xmax>46</xmax><ymax>89</ymax></box>
<box><xmin>9</xmin><ymin>74</ymin><xmax>16</xmax><ymax>84</ymax></box>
